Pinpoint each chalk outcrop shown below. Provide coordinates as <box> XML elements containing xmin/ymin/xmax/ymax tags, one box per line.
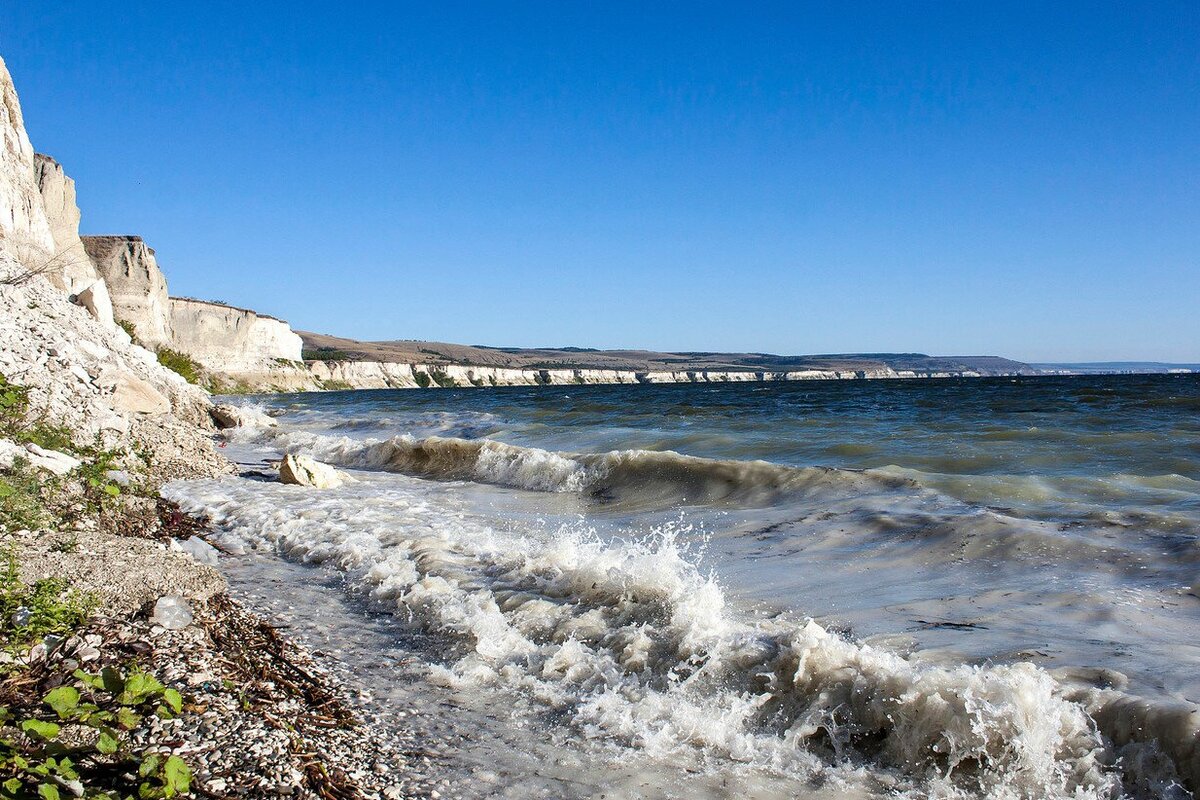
<box><xmin>0</xmin><ymin>54</ymin><xmax>226</xmax><ymax>480</ymax></box>
<box><xmin>0</xmin><ymin>56</ymin><xmax>54</xmax><ymax>259</ymax></box>
<box><xmin>33</xmin><ymin>155</ymin><xmax>111</xmax><ymax>314</ymax></box>
<box><xmin>304</xmin><ymin>360</ymin><xmax>922</xmax><ymax>390</ymax></box>
<box><xmin>83</xmin><ymin>235</ymin><xmax>172</xmax><ymax>349</ymax></box>
<box><xmin>169</xmin><ymin>298</ymin><xmax>303</xmax><ymax>371</ymax></box>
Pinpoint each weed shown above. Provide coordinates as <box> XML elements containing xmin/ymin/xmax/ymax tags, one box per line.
<box><xmin>0</xmin><ymin>460</ymin><xmax>55</xmax><ymax>533</ymax></box>
<box><xmin>0</xmin><ymin>556</ymin><xmax>93</xmax><ymax>652</ymax></box>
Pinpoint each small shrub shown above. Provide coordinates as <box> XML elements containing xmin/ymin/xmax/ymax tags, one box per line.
<box><xmin>319</xmin><ymin>380</ymin><xmax>353</xmax><ymax>391</ymax></box>
<box><xmin>413</xmin><ymin>372</ymin><xmax>432</xmax><ymax>388</ymax></box>
<box><xmin>0</xmin><ymin>666</ymin><xmax>190</xmax><ymax>799</ymax></box>
<box><xmin>0</xmin><ymin>555</ymin><xmax>93</xmax><ymax>651</ymax></box>
<box><xmin>428</xmin><ymin>369</ymin><xmax>456</xmax><ymax>388</ymax></box>
<box><xmin>155</xmin><ymin>349</ymin><xmax>201</xmax><ymax>385</ymax></box>
<box><xmin>0</xmin><ymin>373</ymin><xmax>30</xmax><ymax>431</ymax></box>
<box><xmin>114</xmin><ymin>318</ymin><xmax>140</xmax><ymax>345</ymax></box>
<box><xmin>302</xmin><ymin>349</ymin><xmax>353</xmax><ymax>362</ymax></box>
<box><xmin>0</xmin><ymin>460</ymin><xmax>55</xmax><ymax>533</ymax></box>
<box><xmin>23</xmin><ymin>422</ymin><xmax>75</xmax><ymax>453</ymax></box>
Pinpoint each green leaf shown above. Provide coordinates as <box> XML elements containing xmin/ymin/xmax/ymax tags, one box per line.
<box><xmin>97</xmin><ymin>728</ymin><xmax>120</xmax><ymax>754</ymax></box>
<box><xmin>44</xmin><ymin>686</ymin><xmax>80</xmax><ymax>718</ymax></box>
<box><xmin>20</xmin><ymin>719</ymin><xmax>60</xmax><ymax>740</ymax></box>
<box><xmin>161</xmin><ymin>688</ymin><xmax>183</xmax><ymax>715</ymax></box>
<box><xmin>4</xmin><ymin>778</ymin><xmax>22</xmax><ymax>793</ymax></box>
<box><xmin>0</xmin><ymin>482</ymin><xmax>14</xmax><ymax>499</ymax></box>
<box><xmin>162</xmin><ymin>756</ymin><xmax>191</xmax><ymax>796</ymax></box>
<box><xmin>138</xmin><ymin>754</ymin><xmax>160</xmax><ymax>778</ymax></box>
<box><xmin>37</xmin><ymin>784</ymin><xmax>59</xmax><ymax>800</ymax></box>
<box><xmin>122</xmin><ymin>672</ymin><xmax>163</xmax><ymax>704</ymax></box>
<box><xmin>101</xmin><ymin>666</ymin><xmax>125</xmax><ymax>695</ymax></box>
<box><xmin>103</xmin><ymin>484</ymin><xmax>121</xmax><ymax>497</ymax></box>
<box><xmin>116</xmin><ymin>707</ymin><xmax>140</xmax><ymax>730</ymax></box>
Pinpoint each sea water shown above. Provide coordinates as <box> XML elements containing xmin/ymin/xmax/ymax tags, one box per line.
<box><xmin>164</xmin><ymin>374</ymin><xmax>1200</xmax><ymax>799</ymax></box>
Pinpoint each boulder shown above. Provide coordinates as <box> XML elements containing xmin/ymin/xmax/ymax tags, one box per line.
<box><xmin>99</xmin><ymin>367</ymin><xmax>171</xmax><ymax>415</ymax></box>
<box><xmin>22</xmin><ymin>443</ymin><xmax>82</xmax><ymax>475</ymax></box>
<box><xmin>279</xmin><ymin>454</ymin><xmax>345</xmax><ymax>489</ymax></box>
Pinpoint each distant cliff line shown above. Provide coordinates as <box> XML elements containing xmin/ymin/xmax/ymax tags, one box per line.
<box><xmin>300</xmin><ymin>359</ymin><xmax>1030</xmax><ymax>392</ymax></box>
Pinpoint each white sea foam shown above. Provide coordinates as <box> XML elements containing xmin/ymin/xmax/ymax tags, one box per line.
<box><xmin>164</xmin><ymin>470</ymin><xmax>1171</xmax><ymax>799</ymax></box>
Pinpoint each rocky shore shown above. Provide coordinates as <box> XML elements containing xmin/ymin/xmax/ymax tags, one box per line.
<box><xmin>0</xmin><ymin>51</ymin><xmax>449</xmax><ymax>797</ymax></box>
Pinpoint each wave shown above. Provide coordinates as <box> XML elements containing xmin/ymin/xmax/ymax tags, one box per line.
<box><xmin>162</xmin><ymin>476</ymin><xmax>1200</xmax><ymax>798</ymax></box>
<box><xmin>253</xmin><ymin>430</ymin><xmax>913</xmax><ymax>508</ymax></box>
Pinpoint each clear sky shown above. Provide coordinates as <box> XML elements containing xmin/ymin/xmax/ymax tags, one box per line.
<box><xmin>2</xmin><ymin>2</ymin><xmax>1197</xmax><ymax>362</ymax></box>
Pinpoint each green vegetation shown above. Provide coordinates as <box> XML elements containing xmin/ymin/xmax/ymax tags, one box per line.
<box><xmin>113</xmin><ymin>320</ymin><xmax>139</xmax><ymax>345</ymax></box>
<box><xmin>413</xmin><ymin>372</ymin><xmax>432</xmax><ymax>389</ymax></box>
<box><xmin>0</xmin><ymin>659</ymin><xmax>191</xmax><ymax>799</ymax></box>
<box><xmin>0</xmin><ymin>374</ymin><xmax>194</xmax><ymax>799</ymax></box>
<box><xmin>0</xmin><ymin>460</ymin><xmax>55</xmax><ymax>534</ymax></box>
<box><xmin>302</xmin><ymin>349</ymin><xmax>353</xmax><ymax>362</ymax></box>
<box><xmin>318</xmin><ymin>380</ymin><xmax>353</xmax><ymax>391</ymax></box>
<box><xmin>0</xmin><ymin>557</ymin><xmax>93</xmax><ymax>658</ymax></box>
<box><xmin>0</xmin><ymin>373</ymin><xmax>126</xmax><ymax>533</ymax></box>
<box><xmin>205</xmin><ymin>376</ymin><xmax>254</xmax><ymax>395</ymax></box>
<box><xmin>153</xmin><ymin>350</ymin><xmax>201</xmax><ymax>385</ymax></box>
<box><xmin>428</xmin><ymin>369</ymin><xmax>457</xmax><ymax>388</ymax></box>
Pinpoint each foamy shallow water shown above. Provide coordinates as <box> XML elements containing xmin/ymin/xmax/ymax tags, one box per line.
<box><xmin>166</xmin><ymin>376</ymin><xmax>1200</xmax><ymax>798</ymax></box>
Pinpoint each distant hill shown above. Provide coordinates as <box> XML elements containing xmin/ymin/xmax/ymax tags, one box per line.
<box><xmin>298</xmin><ymin>332</ymin><xmax>1040</xmax><ymax>376</ymax></box>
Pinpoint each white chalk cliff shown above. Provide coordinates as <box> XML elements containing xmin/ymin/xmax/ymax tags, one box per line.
<box><xmin>303</xmin><ymin>360</ymin><xmax>986</xmax><ymax>390</ymax></box>
<box><xmin>82</xmin><ymin>235</ymin><xmax>172</xmax><ymax>349</ymax></box>
<box><xmin>169</xmin><ymin>298</ymin><xmax>303</xmax><ymax>371</ymax></box>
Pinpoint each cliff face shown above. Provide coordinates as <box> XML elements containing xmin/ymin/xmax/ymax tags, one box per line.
<box><xmin>170</xmin><ymin>298</ymin><xmax>303</xmax><ymax>370</ymax></box>
<box><xmin>0</xmin><ymin>54</ymin><xmax>224</xmax><ymax>476</ymax></box>
<box><xmin>304</xmin><ymin>361</ymin><xmax>921</xmax><ymax>389</ymax></box>
<box><xmin>0</xmin><ymin>58</ymin><xmax>56</xmax><ymax>264</ymax></box>
<box><xmin>82</xmin><ymin>235</ymin><xmax>172</xmax><ymax>349</ymax></box>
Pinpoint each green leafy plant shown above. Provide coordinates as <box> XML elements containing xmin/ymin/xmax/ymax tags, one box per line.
<box><xmin>0</xmin><ymin>374</ymin><xmax>30</xmax><ymax>432</ymax></box>
<box><xmin>0</xmin><ymin>461</ymin><xmax>55</xmax><ymax>534</ymax></box>
<box><xmin>153</xmin><ymin>350</ymin><xmax>201</xmax><ymax>385</ymax></box>
<box><xmin>0</xmin><ymin>667</ymin><xmax>190</xmax><ymax>799</ymax></box>
<box><xmin>71</xmin><ymin>450</ymin><xmax>124</xmax><ymax>514</ymax></box>
<box><xmin>413</xmin><ymin>372</ymin><xmax>432</xmax><ymax>388</ymax></box>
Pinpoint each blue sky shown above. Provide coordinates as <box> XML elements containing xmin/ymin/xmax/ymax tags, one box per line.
<box><xmin>2</xmin><ymin>2</ymin><xmax>1196</xmax><ymax>361</ymax></box>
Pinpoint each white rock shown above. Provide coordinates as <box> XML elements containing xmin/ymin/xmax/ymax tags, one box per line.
<box><xmin>211</xmin><ymin>403</ymin><xmax>277</xmax><ymax>430</ymax></box>
<box><xmin>22</xmin><ymin>442</ymin><xmax>82</xmax><ymax>475</ymax></box>
<box><xmin>99</xmin><ymin>367</ymin><xmax>171</xmax><ymax>415</ymax></box>
<box><xmin>175</xmin><ymin>536</ymin><xmax>220</xmax><ymax>567</ymax></box>
<box><xmin>279</xmin><ymin>454</ymin><xmax>345</xmax><ymax>489</ymax></box>
<box><xmin>150</xmin><ymin>595</ymin><xmax>193</xmax><ymax>630</ymax></box>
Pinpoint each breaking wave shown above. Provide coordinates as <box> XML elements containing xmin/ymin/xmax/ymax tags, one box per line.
<box><xmin>238</xmin><ymin>425</ymin><xmax>912</xmax><ymax>508</ymax></box>
<box><xmin>163</xmin><ymin>475</ymin><xmax>1199</xmax><ymax>799</ymax></box>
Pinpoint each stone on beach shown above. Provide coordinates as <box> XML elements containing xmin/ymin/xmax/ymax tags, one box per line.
<box><xmin>151</xmin><ymin>595</ymin><xmax>194</xmax><ymax>630</ymax></box>
<box><xmin>211</xmin><ymin>403</ymin><xmax>277</xmax><ymax>430</ymax></box>
<box><xmin>279</xmin><ymin>454</ymin><xmax>345</xmax><ymax>488</ymax></box>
